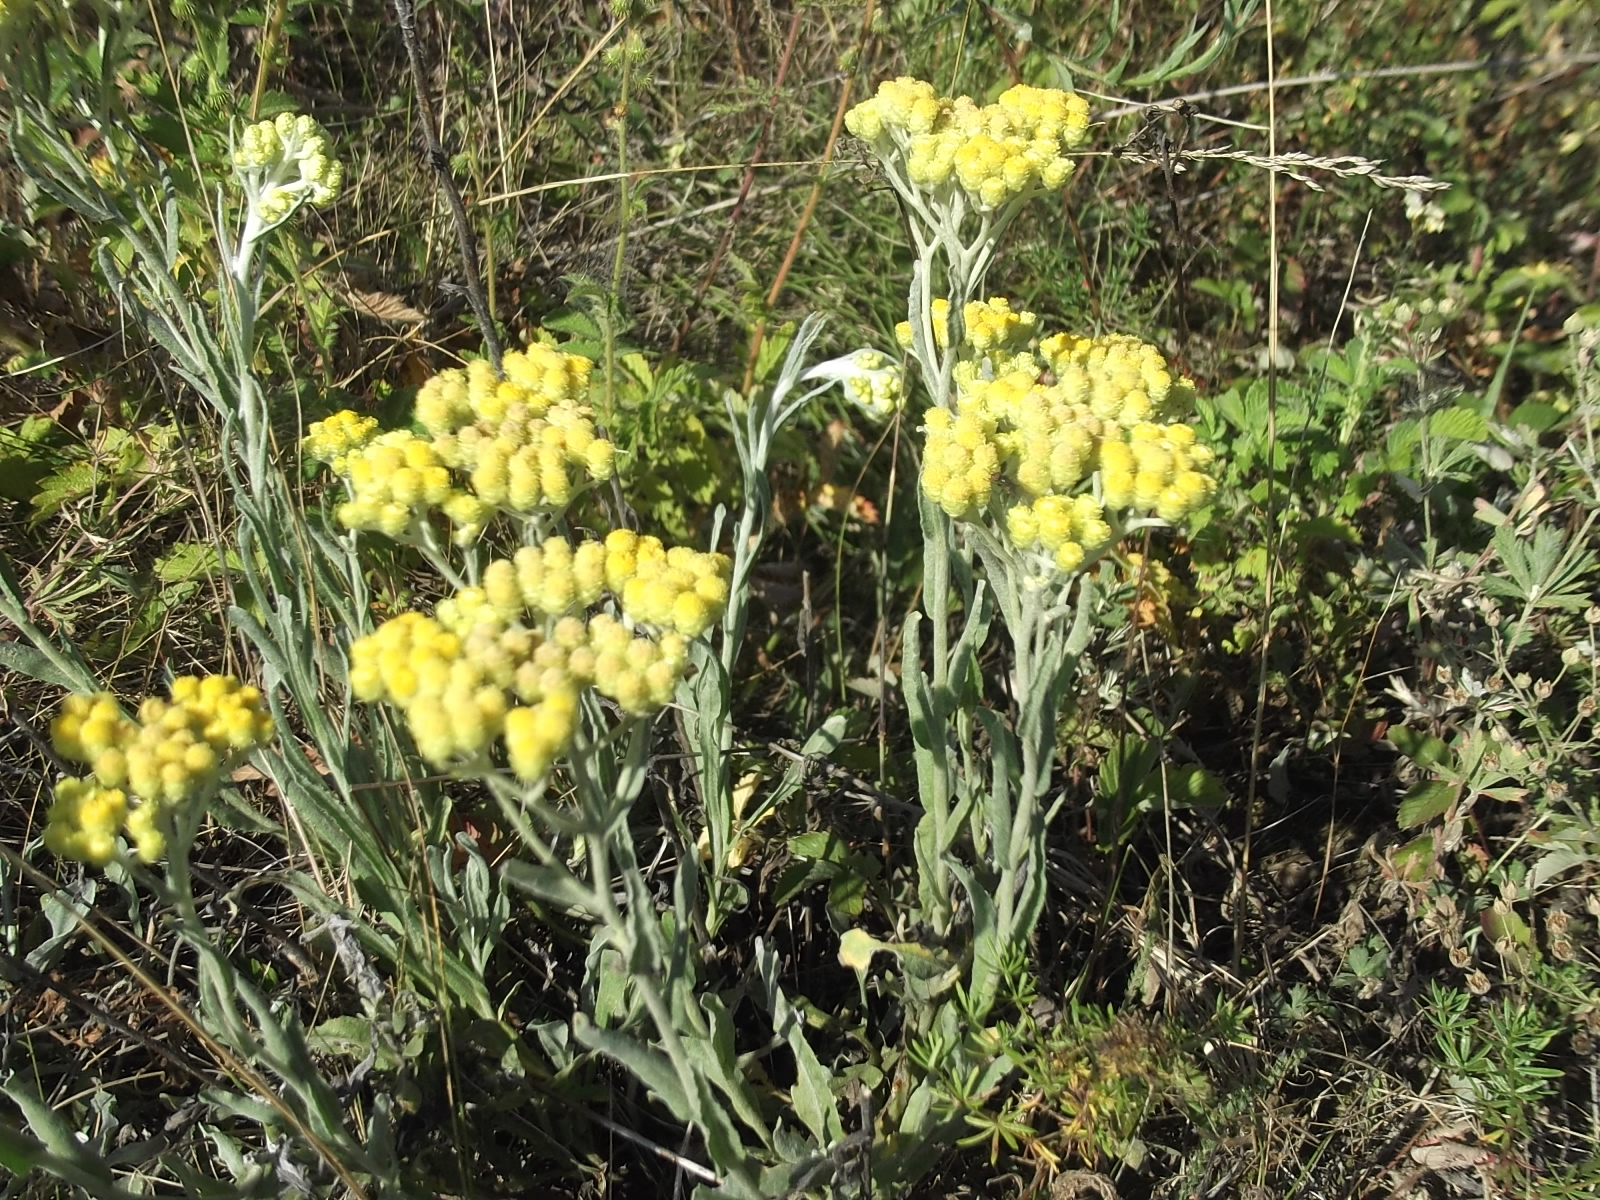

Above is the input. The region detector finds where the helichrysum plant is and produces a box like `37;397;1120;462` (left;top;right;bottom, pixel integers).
838;76;1219;1180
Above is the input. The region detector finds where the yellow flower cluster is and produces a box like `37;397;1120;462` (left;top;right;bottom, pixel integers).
307;345;617;544
846;78;1090;210
303;409;379;474
917;301;1216;573
347;533;729;781
897;299;1037;370
46;677;276;865
605;530;731;638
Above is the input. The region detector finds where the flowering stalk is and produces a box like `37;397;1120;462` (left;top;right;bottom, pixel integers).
39;679;400;1193
844;78;1217;1025
846;79;1092;943
311;324;828;1188
226;113;343;502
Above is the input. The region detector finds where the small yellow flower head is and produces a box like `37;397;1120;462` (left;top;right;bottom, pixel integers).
42;777;128;867
504;688;580;781
333;431;453;537
303;409;379;474
590;621;688;715
52;693;135;764
124;801;167;863
234;113;344;228
963;298;1037;355
441;491;490;544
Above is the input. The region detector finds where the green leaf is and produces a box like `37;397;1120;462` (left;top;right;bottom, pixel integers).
825;858;870;919
499;859;598;915
1397;780;1457;828
787;830;846;863
1389;726;1452;770
0;1075;120;1195
1507;400;1562;433
306;1015;397;1069
574;1015;692;1119
1168;765;1226;808
155;541;238;583
695;997;773;1143
1425;406;1489;442
773;994;841;1148
770;858;829;907
0;641;82;690
0;1119;45;1177
30;461;97;520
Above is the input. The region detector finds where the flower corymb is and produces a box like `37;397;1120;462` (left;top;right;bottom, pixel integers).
306;345;618;545
917;298;1216;575
846;78;1090;212
346;533;730;782
46;677;276;865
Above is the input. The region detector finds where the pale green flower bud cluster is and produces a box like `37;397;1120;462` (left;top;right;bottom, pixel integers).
347;533;730;781
233;113;343;227
802;349;904;419
46;677;276;865
846;77;1090;211
917;299;1217;573
306;345;618;545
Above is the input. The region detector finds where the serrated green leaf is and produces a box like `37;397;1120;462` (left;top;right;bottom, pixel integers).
30;461;98;519
1425;406;1489;441
753;322;796;383
540;310;603;340
156;542;219;583
1397;780;1456;828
